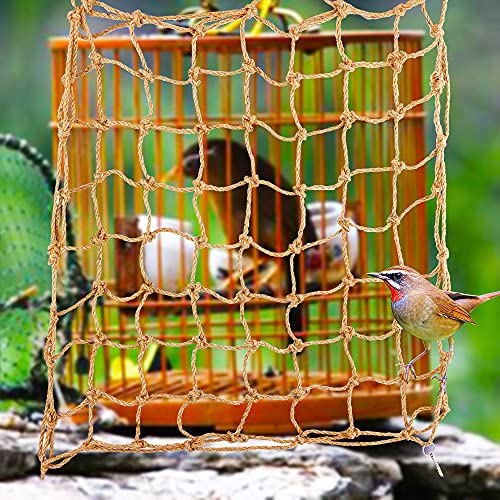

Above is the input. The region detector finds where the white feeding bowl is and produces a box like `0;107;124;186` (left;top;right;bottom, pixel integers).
137;215;195;291
307;200;359;284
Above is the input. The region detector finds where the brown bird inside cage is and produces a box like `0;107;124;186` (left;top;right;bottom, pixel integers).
162;139;362;336
165;139;318;341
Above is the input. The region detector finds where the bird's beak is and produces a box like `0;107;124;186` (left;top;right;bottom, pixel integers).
160;164;181;183
367;272;384;280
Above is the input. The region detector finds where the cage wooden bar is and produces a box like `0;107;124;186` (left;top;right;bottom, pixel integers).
50;31;431;433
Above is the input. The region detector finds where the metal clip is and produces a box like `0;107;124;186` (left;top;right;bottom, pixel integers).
423;443;444;477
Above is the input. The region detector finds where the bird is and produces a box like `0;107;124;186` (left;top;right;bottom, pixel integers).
168;139;319;345
368;265;500;392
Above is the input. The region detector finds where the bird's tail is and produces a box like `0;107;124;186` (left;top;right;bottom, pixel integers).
478;291;500;303
452;290;500;313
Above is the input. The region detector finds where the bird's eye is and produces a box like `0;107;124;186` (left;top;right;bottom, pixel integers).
393;272;402;280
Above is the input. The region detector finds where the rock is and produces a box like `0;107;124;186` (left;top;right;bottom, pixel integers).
1;417;500;498
0;428;39;479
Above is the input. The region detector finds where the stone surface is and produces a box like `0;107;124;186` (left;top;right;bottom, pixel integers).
1;417;499;499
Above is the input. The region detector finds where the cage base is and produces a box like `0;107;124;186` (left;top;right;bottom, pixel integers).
70;370;432;434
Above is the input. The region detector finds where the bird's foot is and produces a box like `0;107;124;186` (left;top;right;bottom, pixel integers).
396;362;417;383
432;373;448;396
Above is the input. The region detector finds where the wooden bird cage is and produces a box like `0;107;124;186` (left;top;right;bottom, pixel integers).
50;30;432;434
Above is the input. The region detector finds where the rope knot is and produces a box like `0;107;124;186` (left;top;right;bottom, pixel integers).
190;23;207;38
239;234;253;250
288;238;303;255
436;135;448;149
67;7;83;25
346;427;360;439
137;334;151;347
184;439;198;452
236;432;249;442
235;288;252;304
437;248;450;261
194;122;210;135
85;388;100;405
400;428;414;440
188;282;202;300
430;70;446;95
138;67;155;83
92;279;107;296
431;182;443;197
292;337;305;353
242;58;257;75
339;325;354;342
225;431;238;443
95;117;111;132
293;183;307;198
349;375;360;387
60;73;73;88
342;273;356;288
387;50;407;73
288;24;301;41
139;118;153;134
140;175;158;191
195;335;208;349
191;178;206;195
245;387;260;403
141;279;155;294
80;0;94;15
93;171;105;184
55;187;71;205
340;110;356;129
296;433;306;445
242;114;257;132
91;227;109;245
195;235;208;248
391;159;406;175
333;0;351;19
135;393;150;406
244;4;259;19
131;439;148;450
48;240;64;266
387;213;401;227
439;350;450;364
142;231;156;244
188;66;201;86
387;104;405;122
286;71;303;90
89;52;104;70
430;24;445;38
45;408;59;427
245;173;260;189
338;170;352;184
58;124;72;141
295;127;308;142
131;9;147;28
287;293;305;308
244;338;259;354
336;216;351;232
339;61;355;73
187;388;203;402
394;4;407;17
96;331;109;345
290;387;307;400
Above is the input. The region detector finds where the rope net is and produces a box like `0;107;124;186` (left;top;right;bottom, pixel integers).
40;0;451;475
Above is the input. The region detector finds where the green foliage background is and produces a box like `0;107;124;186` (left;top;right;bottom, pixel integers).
0;0;498;439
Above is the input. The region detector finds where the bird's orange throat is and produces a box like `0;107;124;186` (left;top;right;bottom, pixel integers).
386;283;404;302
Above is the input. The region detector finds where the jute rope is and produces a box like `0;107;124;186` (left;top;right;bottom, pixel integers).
39;0;451;477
